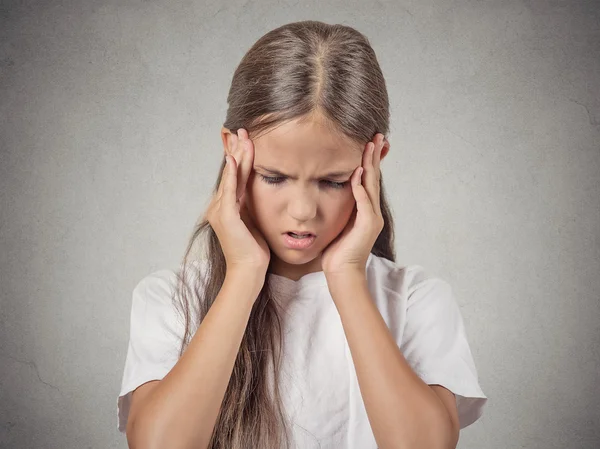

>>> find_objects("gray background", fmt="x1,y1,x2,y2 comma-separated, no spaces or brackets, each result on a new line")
1,0,599,448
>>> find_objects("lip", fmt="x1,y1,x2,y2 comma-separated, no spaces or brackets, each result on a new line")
282,232,316,250
285,230,316,236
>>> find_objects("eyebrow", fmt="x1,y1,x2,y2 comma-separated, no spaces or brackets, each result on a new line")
255,165,354,180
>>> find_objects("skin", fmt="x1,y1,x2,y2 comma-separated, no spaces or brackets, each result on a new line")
219,114,461,447
220,113,389,281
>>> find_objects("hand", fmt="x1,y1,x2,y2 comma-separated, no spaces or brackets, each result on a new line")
204,128,270,275
321,133,387,278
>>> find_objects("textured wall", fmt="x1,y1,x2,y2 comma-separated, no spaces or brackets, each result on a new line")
0,1,599,448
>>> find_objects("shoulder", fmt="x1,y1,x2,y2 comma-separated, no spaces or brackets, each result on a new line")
132,268,177,300
129,259,208,333
364,253,455,335
366,253,449,301
133,259,208,298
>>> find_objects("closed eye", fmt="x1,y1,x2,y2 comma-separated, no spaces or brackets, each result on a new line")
259,175,348,190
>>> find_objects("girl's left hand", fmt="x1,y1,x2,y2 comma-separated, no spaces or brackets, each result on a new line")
321,133,387,278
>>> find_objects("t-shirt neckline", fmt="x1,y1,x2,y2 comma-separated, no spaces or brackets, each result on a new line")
267,252,374,290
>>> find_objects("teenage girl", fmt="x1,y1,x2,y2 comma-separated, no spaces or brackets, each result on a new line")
117,20,488,449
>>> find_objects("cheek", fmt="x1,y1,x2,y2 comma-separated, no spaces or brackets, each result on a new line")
325,192,356,226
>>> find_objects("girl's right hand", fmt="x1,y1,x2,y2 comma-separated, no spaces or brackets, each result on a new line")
205,128,271,275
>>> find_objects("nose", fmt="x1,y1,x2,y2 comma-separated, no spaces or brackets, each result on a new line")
286,188,317,223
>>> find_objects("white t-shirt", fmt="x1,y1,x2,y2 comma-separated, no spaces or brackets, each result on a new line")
117,252,488,447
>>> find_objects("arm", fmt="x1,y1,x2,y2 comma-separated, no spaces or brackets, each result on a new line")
328,274,459,449
126,270,263,449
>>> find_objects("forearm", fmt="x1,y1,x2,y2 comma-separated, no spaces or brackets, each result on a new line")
129,270,263,449
329,275,456,449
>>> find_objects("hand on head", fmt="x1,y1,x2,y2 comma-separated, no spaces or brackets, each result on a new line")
205,129,271,275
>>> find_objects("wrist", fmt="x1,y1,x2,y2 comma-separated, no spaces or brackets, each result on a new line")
224,268,266,301
325,269,367,291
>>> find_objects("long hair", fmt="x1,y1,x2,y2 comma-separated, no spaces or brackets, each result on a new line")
173,20,396,449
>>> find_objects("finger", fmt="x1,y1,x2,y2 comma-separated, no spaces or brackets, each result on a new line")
236,129,254,202
229,132,244,201
351,166,375,215
231,131,246,202
216,133,238,200
373,134,385,216
361,142,378,212
222,154,239,210
215,158,227,201
374,133,384,177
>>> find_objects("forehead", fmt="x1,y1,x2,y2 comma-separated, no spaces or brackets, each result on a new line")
252,118,363,172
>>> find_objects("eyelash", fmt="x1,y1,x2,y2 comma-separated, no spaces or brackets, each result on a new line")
259,175,348,190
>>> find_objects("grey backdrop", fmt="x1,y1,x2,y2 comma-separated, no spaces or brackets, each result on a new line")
1,1,599,448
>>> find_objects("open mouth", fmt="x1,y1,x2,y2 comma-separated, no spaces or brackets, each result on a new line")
286,231,315,239
283,231,316,249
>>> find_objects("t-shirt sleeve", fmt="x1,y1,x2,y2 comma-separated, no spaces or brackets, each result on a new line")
399,275,488,430
116,269,186,433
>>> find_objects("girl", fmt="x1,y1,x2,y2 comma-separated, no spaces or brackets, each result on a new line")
117,20,487,449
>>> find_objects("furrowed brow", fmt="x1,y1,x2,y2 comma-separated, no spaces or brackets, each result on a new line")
255,165,354,179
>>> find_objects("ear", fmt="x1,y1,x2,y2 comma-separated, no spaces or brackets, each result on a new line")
380,137,390,161
221,126,235,157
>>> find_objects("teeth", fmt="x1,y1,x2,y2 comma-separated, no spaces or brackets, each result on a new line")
289,232,311,238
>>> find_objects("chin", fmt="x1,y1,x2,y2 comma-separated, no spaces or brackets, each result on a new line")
269,243,322,267
276,249,319,264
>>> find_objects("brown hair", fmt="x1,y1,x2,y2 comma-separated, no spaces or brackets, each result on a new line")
174,20,396,448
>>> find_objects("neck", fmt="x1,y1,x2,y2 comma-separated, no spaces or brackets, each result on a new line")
268,253,323,281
